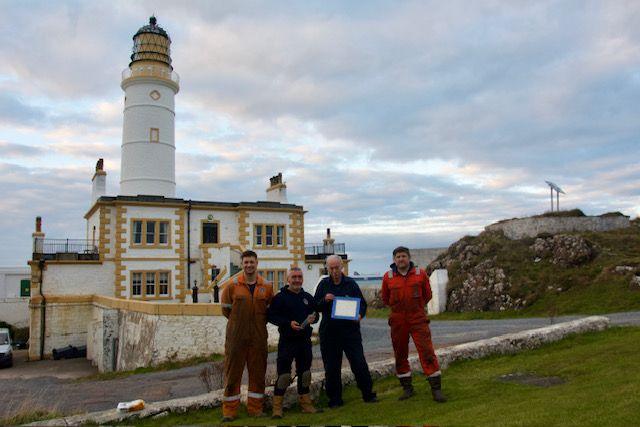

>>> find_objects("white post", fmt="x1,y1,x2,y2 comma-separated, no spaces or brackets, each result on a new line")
427,269,448,315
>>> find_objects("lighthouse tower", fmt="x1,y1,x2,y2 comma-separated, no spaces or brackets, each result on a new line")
120,16,179,197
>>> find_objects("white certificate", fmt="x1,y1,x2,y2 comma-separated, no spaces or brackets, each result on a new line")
331,297,361,320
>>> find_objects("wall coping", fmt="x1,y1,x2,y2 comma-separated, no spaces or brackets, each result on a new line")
29,294,223,316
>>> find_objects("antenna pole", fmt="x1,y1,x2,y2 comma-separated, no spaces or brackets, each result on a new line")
557,191,560,211
550,187,554,212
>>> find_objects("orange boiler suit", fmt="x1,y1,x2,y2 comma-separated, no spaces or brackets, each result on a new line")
381,263,440,378
221,273,273,418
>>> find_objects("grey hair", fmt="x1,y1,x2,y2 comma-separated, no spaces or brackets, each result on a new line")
325,254,343,268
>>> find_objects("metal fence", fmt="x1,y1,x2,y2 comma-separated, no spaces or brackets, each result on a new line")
304,243,346,255
33,238,99,255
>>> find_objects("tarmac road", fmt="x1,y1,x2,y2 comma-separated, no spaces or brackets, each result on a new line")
1,311,638,418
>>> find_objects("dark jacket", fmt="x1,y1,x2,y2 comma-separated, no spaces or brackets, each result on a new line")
267,286,318,339
313,275,367,335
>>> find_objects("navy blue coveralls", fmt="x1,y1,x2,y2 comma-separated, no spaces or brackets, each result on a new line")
314,275,375,406
267,286,318,396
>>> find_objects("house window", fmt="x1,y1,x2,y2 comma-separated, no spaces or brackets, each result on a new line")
131,219,171,248
132,272,142,297
133,221,143,244
159,272,169,296
276,225,285,246
146,273,156,296
150,127,159,143
131,271,171,299
253,224,287,249
255,225,263,246
158,222,168,244
259,269,287,290
202,222,219,244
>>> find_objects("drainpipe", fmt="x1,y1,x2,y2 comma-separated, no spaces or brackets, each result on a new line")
38,259,46,360
187,200,192,301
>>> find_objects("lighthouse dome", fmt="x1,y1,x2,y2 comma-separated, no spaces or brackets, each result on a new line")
130,16,172,68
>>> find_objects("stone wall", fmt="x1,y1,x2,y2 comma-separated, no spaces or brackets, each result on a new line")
410,247,448,268
29,296,94,359
86,296,280,372
0,298,29,328
485,215,630,240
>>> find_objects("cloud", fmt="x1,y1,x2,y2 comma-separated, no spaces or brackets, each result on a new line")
0,1,639,272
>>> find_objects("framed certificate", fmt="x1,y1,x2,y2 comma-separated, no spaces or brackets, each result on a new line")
331,296,361,320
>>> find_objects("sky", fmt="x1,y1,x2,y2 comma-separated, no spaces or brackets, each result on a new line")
1,1,639,274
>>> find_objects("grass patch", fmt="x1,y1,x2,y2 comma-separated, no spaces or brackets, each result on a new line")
77,354,223,382
125,326,640,426
0,410,63,426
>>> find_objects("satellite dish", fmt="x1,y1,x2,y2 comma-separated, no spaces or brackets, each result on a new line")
545,181,566,211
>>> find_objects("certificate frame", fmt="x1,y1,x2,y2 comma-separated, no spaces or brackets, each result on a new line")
331,296,361,321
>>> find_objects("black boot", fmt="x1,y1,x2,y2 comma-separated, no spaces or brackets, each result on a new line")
398,376,414,400
427,375,447,403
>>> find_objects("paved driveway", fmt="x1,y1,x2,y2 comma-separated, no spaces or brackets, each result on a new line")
1,312,638,418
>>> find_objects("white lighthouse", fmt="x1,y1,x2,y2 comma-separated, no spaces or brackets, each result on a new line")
120,16,179,197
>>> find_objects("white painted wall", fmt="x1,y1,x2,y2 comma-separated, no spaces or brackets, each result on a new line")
0,267,31,327
427,269,448,315
42,263,115,296
120,80,177,197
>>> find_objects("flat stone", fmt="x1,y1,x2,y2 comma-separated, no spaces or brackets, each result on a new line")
498,372,566,387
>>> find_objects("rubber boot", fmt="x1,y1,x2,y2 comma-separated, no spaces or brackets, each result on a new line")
398,376,414,400
427,375,447,403
271,395,284,419
298,393,318,413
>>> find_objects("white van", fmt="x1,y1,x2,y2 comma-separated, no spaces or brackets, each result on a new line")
0,328,13,368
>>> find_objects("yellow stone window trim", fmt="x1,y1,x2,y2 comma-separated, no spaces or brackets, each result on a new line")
130,270,173,300
253,223,287,249
258,268,288,292
130,218,173,249
200,219,221,245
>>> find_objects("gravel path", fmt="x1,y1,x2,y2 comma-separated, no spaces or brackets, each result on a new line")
1,311,638,417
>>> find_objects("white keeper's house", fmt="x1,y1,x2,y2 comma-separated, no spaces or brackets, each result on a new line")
28,17,348,369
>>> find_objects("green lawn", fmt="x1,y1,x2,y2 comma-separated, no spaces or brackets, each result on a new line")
126,327,640,426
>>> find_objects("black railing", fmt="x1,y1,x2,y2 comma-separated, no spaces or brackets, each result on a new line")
304,243,346,255
33,238,99,261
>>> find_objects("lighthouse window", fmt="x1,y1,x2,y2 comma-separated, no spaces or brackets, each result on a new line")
202,222,219,244
254,225,263,246
150,127,159,143
258,269,287,290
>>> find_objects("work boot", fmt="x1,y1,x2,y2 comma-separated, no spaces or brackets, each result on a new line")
271,395,284,419
298,393,318,413
221,416,235,423
398,376,414,400
427,375,447,403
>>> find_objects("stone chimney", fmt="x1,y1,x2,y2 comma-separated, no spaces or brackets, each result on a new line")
322,228,335,254
266,172,287,203
92,158,107,204
32,216,45,253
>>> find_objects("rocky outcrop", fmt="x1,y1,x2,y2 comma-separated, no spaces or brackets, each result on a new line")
530,234,596,267
446,259,523,312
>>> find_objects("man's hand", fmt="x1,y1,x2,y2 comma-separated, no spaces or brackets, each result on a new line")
325,293,335,302
290,320,303,331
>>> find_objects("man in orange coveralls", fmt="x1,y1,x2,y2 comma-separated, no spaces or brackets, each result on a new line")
381,246,446,403
220,250,274,421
